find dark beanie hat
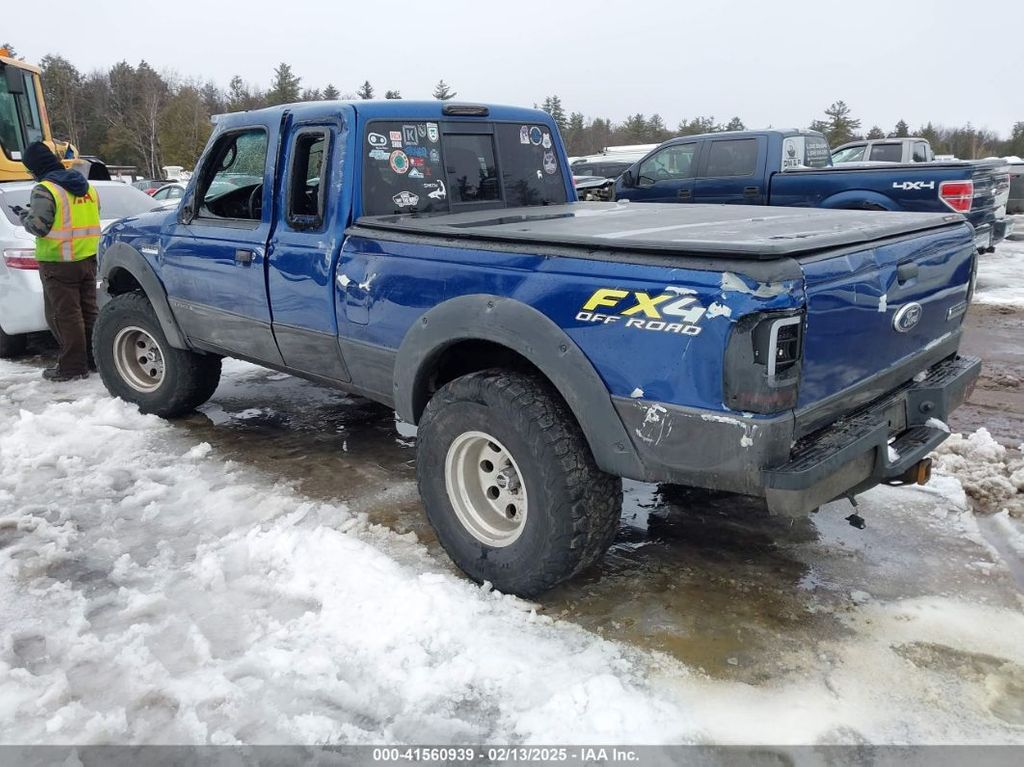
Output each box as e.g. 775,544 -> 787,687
22,141 -> 64,179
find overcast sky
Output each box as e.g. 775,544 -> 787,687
11,0 -> 1023,135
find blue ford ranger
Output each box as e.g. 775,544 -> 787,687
614,130 -> 1012,251
94,101 -> 980,596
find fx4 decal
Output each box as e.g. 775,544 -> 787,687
577,287 -> 708,335
892,181 -> 935,191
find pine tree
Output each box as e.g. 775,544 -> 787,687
724,116 -> 745,132
266,62 -> 301,105
1009,121 -> 1024,158
891,119 -> 910,138
564,111 -> 586,154
540,95 -> 567,132
646,114 -> 669,142
357,80 -> 374,99
384,90 -> 402,99
433,79 -> 456,100
0,42 -> 17,57
866,125 -> 885,139
677,116 -> 718,136
621,114 -> 650,142
300,88 -> 321,101
322,83 -> 340,100
814,100 -> 861,146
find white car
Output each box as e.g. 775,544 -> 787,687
150,182 -> 186,203
0,180 -> 163,357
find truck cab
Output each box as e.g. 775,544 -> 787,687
832,138 -> 935,164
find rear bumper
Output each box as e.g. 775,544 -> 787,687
764,354 -> 979,514
612,354 -> 980,515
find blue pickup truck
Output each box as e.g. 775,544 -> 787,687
614,129 -> 1012,251
94,101 -> 980,596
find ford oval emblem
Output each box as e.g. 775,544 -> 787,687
893,302 -> 923,333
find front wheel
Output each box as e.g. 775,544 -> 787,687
416,370 -> 622,596
94,292 -> 221,417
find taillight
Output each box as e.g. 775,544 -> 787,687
2,248 -> 38,270
939,180 -> 973,213
724,311 -> 804,413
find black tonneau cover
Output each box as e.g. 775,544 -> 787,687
354,202 -> 965,260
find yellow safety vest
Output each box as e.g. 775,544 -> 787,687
35,180 -> 101,262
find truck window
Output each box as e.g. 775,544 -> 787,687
704,139 -> 757,177
868,143 -> 902,162
445,133 -> 500,204
830,144 -> 865,164
493,123 -> 566,207
361,120 -> 566,216
286,128 -> 329,230
196,128 -> 268,222
0,69 -> 45,159
637,143 -> 697,185
912,142 -> 929,162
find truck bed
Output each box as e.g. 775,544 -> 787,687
354,202 -> 964,260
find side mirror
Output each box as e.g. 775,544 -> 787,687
178,199 -> 195,225
621,169 -> 635,188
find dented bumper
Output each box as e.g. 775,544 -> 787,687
612,355 -> 980,515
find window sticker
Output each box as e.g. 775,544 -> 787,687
389,150 -> 410,174
392,191 -> 419,207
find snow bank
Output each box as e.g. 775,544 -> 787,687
932,428 -> 1024,517
3,361 -> 1024,745
0,361 -> 694,745
974,241 -> 1024,309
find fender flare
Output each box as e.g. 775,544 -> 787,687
819,189 -> 899,211
394,294 -> 644,479
99,241 -> 189,349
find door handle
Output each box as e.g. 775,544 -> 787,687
234,249 -> 254,266
897,261 -> 919,285
743,186 -> 760,197
677,189 -> 692,199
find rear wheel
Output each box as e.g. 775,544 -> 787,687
417,369 -> 622,596
0,323 -> 28,359
94,292 -> 221,417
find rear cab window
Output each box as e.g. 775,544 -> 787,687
868,143 -> 903,162
361,120 -> 567,216
703,138 -> 759,177
781,135 -> 832,170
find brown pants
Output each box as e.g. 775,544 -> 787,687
39,257 -> 98,376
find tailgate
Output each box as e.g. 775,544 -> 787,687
796,221 -> 975,423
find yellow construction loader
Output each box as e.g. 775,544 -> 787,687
0,47 -> 107,182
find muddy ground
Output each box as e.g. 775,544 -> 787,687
16,299 -> 1024,698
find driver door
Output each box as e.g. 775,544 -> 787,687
159,125 -> 283,364
623,141 -> 699,203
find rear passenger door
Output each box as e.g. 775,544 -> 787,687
693,136 -> 766,205
266,119 -> 352,382
626,142 -> 699,202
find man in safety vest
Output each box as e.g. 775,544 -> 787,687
18,142 -> 101,381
